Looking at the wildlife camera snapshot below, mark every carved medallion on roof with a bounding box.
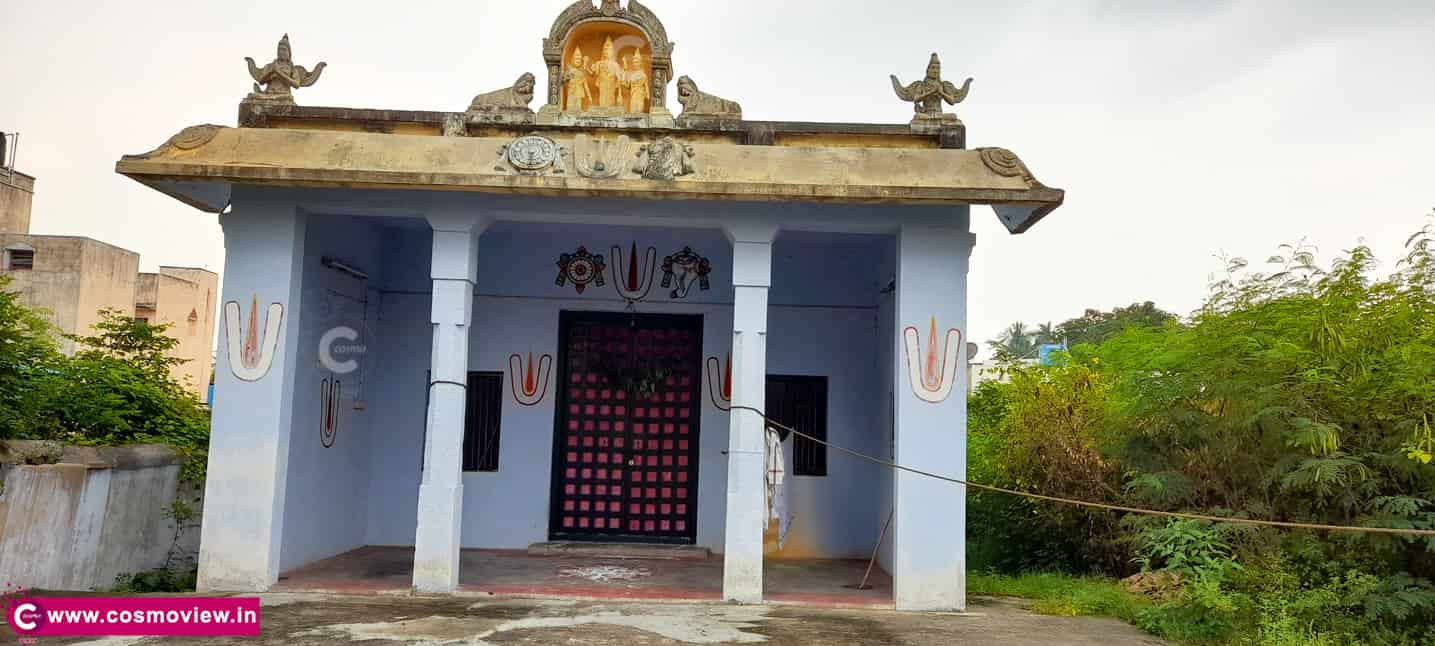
[123,125,226,160]
[977,147,1047,189]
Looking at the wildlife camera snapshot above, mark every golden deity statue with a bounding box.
[588,37,624,109]
[625,51,650,113]
[563,49,591,112]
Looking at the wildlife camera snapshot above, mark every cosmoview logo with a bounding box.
[319,326,367,374]
[4,583,43,643]
[11,600,41,632]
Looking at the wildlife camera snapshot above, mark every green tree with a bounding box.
[1056,301,1176,348]
[989,321,1062,364]
[989,321,1031,363]
[0,275,59,438]
[48,310,210,477]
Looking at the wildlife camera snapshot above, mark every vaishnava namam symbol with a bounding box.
[509,352,553,406]
[320,375,342,448]
[224,296,284,381]
[610,242,657,302]
[706,353,732,411]
[902,318,963,403]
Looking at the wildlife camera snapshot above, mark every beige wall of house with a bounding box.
[0,171,35,235]
[136,267,219,397]
[0,234,139,354]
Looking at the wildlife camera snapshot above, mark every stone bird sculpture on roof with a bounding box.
[245,34,327,104]
[891,53,972,121]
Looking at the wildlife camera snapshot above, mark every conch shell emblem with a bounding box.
[224,296,284,382]
[509,352,553,406]
[661,246,711,299]
[902,318,963,404]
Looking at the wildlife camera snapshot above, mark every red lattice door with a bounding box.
[550,312,703,543]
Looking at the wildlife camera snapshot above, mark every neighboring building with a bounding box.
[0,162,217,399]
[968,361,1006,392]
[135,267,220,394]
[116,2,1065,612]
[0,233,140,354]
[1,169,34,235]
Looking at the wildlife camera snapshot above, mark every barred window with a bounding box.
[463,372,504,472]
[5,248,34,271]
[765,375,828,476]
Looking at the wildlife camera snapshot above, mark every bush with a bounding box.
[969,572,1149,621]
[0,286,210,481]
[969,216,1435,643]
[111,498,201,594]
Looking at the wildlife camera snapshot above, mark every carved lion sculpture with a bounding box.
[675,76,741,119]
[468,73,537,112]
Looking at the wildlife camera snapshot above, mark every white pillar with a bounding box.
[198,194,306,592]
[413,212,485,593]
[892,217,975,611]
[721,223,777,604]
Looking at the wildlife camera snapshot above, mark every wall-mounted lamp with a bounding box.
[321,256,369,281]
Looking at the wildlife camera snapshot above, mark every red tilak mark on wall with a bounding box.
[509,352,553,406]
[628,244,639,290]
[243,295,260,368]
[925,318,941,388]
[706,353,732,411]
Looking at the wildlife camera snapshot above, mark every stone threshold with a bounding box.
[527,542,712,560]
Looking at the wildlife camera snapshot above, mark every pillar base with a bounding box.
[721,449,765,604]
[413,483,463,593]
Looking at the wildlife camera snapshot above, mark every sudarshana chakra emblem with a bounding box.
[507,135,559,170]
[556,246,607,294]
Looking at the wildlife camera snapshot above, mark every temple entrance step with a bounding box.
[527,542,712,560]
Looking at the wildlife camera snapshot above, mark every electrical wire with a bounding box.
[728,405,1435,538]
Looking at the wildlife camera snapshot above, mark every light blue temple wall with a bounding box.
[874,236,898,574]
[277,214,389,572]
[357,221,890,559]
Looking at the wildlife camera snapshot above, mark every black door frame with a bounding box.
[547,310,705,544]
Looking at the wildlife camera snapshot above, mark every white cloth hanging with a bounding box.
[764,426,795,549]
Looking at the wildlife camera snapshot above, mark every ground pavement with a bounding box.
[16,593,1166,645]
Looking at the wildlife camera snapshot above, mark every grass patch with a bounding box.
[969,572,1150,622]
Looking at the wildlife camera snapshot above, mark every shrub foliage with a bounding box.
[970,217,1435,643]
[0,281,209,479]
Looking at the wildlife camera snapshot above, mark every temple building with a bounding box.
[116,0,1063,611]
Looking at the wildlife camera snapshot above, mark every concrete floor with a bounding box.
[27,593,1166,645]
[273,546,894,608]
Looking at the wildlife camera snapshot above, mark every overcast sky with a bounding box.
[5,0,1432,348]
